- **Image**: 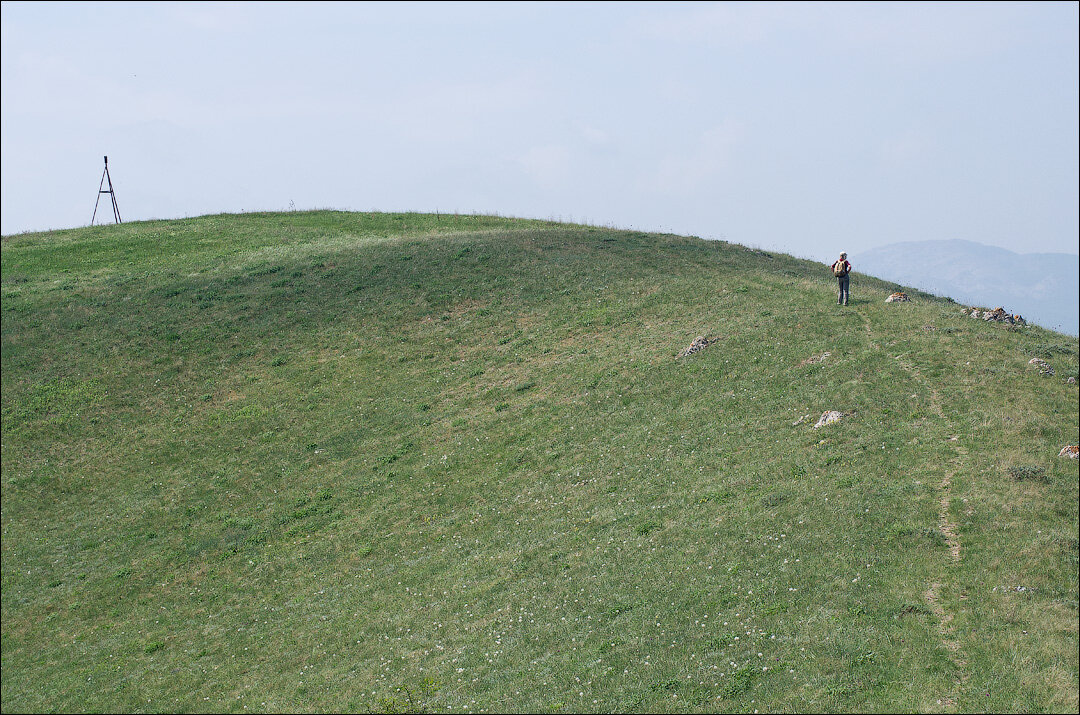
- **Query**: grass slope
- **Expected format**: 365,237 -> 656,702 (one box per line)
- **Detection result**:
2,211 -> 1078,713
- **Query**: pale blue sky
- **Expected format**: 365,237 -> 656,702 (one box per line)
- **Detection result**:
2,1 -> 1077,263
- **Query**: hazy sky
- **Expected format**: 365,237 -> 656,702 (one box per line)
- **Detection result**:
2,1 -> 1077,263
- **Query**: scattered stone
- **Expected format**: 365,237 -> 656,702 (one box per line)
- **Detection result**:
962,306 -> 1025,326
800,351 -> 831,366
1067,376 -> 1077,384
1028,358 -> 1054,376
791,413 -> 812,426
885,292 -> 910,303
813,411 -> 844,428
1059,445 -> 1079,460
677,335 -> 716,359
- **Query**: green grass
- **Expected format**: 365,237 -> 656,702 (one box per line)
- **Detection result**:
3,211 -> 1077,713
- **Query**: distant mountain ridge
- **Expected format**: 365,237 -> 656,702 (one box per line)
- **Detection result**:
855,239 -> 1079,336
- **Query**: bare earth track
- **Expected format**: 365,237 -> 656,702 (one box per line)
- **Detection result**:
859,307 -> 970,710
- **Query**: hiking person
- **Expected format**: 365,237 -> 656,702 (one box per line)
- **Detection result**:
831,251 -> 851,305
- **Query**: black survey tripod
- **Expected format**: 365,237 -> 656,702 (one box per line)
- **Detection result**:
92,155 -> 122,225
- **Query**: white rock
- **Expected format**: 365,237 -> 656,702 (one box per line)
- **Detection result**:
813,411 -> 844,428
1028,358 -> 1054,376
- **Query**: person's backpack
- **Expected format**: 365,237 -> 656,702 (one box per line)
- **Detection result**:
832,260 -> 848,277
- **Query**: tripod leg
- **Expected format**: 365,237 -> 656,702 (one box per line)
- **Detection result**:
91,167 -> 107,225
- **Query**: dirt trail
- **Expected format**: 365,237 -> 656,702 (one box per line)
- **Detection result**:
858,309 -> 969,710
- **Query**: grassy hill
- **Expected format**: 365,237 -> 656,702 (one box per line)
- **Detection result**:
2,211 -> 1077,713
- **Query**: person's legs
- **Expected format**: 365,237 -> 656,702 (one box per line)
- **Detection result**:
838,275 -> 849,305
843,275 -> 850,304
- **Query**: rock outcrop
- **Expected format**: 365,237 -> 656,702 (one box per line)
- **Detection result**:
962,306 -> 1025,325
1059,445 -> 1079,459
813,411 -> 844,428
1028,358 -> 1055,376
677,336 -> 716,359
885,292 -> 910,303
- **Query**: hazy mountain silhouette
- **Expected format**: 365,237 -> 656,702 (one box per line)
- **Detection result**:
855,239 -> 1079,336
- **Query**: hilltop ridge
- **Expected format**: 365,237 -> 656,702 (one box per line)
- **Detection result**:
2,212 -> 1077,713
